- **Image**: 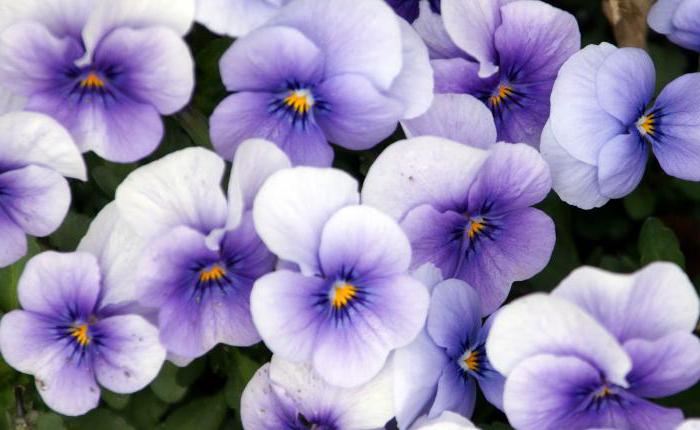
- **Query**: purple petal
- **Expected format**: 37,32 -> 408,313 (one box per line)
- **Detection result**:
386,0 -> 420,22
388,21 -> 434,119
0,22 -> 83,96
456,208 -> 555,314
93,27 -> 194,114
649,73 -> 700,181
432,58 -> 485,94
476,368 -> 505,411
362,137 -> 489,220
668,0 -> 700,51
401,205 -> 464,278
595,48 -> 654,125
209,91 -> 333,166
648,0 -> 683,34
0,165 -> 70,236
319,205 -> 411,282
552,263 -> 699,342
34,350 -> 100,416
0,111 -> 85,180
0,210 -> 27,268
18,251 -> 101,318
251,270 -> 325,362
116,147 -> 227,238
429,367 -> 477,418
312,274 -> 429,387
241,363 -> 296,429
597,133 -> 648,199
0,311 -> 56,374
394,329 -> 448,430
219,25 -> 324,93
467,142 -> 551,214
413,1 -> 463,59
253,167 -> 359,275
427,279 -> 481,356
549,43 -> 625,165
402,94 -> 497,149
441,0 -> 501,77
540,121 -> 608,209
486,295 -> 632,387
93,314 -> 166,393
269,0 -> 403,90
625,331 -> 700,398
315,74 -> 404,150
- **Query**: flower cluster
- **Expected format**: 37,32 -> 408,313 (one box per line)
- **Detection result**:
0,0 -> 699,429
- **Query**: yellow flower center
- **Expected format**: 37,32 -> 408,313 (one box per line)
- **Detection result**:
284,89 -> 314,114
80,72 -> 106,89
594,385 -> 614,399
489,84 -> 514,107
466,219 -> 486,239
199,265 -> 227,283
637,113 -> 655,136
331,282 -> 357,309
463,350 -> 480,371
70,324 -> 91,346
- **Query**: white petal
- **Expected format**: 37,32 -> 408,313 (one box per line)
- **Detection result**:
411,411 -> 478,429
196,0 -> 283,37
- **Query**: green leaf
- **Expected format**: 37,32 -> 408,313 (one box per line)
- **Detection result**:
176,357 -> 207,387
0,238 -> 41,312
175,107 -> 213,149
101,390 -> 130,411
122,390 -> 168,429
161,392 -> 227,430
638,218 -> 686,268
48,211 -> 92,252
65,409 -> 135,430
623,185 -> 656,220
224,350 -> 260,410
150,362 -> 188,404
658,382 -> 700,415
36,412 -> 67,430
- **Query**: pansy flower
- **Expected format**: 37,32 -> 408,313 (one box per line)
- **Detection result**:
251,167 -> 430,387
414,0 -> 579,146
0,0 -> 195,162
241,356 -> 394,429
196,0 -> 292,37
394,266 -> 505,428
386,0 -> 442,23
648,0 -> 700,52
81,140 -> 290,362
0,111 -> 85,268
412,411 -> 479,430
363,136 -> 554,314
0,252 -> 166,416
541,43 -> 700,209
210,0 -> 434,166
487,263 -> 700,430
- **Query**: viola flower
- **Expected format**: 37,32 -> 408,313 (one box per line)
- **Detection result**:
251,167 -> 429,387
414,0 -> 579,146
362,136 -> 554,314
541,44 -> 700,209
386,0 -> 441,23
648,0 -> 700,52
394,268 -> 504,429
210,0 -> 434,166
196,0 -> 292,37
412,411 -> 479,430
241,356 -> 394,429
0,252 -> 166,416
0,0 -> 195,162
0,111 -> 85,268
487,263 -> 700,430
81,140 -> 290,362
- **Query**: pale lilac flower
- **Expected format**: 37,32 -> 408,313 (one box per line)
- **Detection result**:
363,136 -> 554,314
196,0 -> 292,37
210,0 -> 433,166
415,0 -> 579,146
678,420 -> 700,430
394,266 -> 504,428
412,411 -> 479,430
79,140 -> 290,362
241,356 -> 394,429
386,0 -> 441,23
487,263 -> 700,430
0,111 -> 85,268
0,0 -> 195,162
648,0 -> 700,52
0,252 -> 166,416
542,43 -> 700,209
251,167 -> 429,387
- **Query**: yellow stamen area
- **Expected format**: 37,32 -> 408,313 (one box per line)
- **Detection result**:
70,324 -> 90,346
594,385 -> 613,399
637,113 -> 655,135
80,72 -> 105,88
463,350 -> 479,371
467,219 -> 486,239
489,84 -> 513,107
283,90 -> 313,114
331,283 -> 357,309
199,265 -> 227,283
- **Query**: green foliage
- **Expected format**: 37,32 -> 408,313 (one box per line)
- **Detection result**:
639,217 -> 686,268
0,239 -> 41,312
